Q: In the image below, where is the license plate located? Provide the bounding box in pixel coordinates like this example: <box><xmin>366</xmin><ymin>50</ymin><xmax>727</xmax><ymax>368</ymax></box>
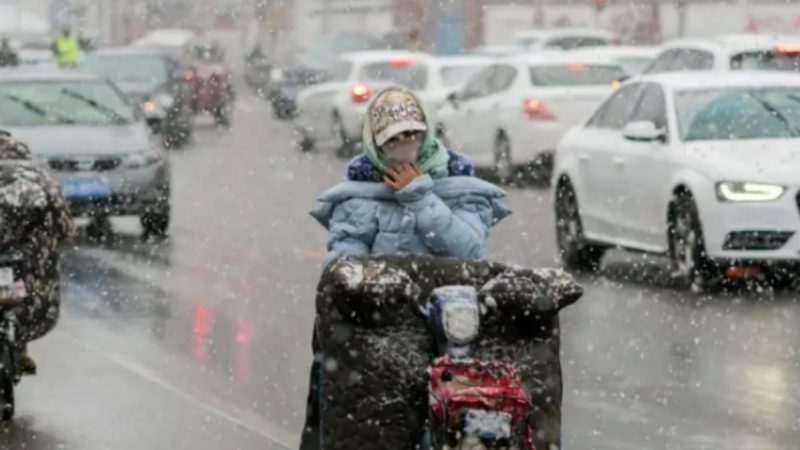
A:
<box><xmin>61</xmin><ymin>176</ymin><xmax>111</xmax><ymax>199</ymax></box>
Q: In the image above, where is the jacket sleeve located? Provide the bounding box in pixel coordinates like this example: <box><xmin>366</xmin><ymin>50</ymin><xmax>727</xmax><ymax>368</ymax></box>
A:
<box><xmin>324</xmin><ymin>199</ymin><xmax>379</xmax><ymax>266</ymax></box>
<box><xmin>396</xmin><ymin>175</ymin><xmax>493</xmax><ymax>259</ymax></box>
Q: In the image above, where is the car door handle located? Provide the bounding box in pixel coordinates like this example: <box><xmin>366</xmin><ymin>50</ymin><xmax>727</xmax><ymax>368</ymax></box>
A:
<box><xmin>612</xmin><ymin>157</ymin><xmax>625</xmax><ymax>167</ymax></box>
<box><xmin>578</xmin><ymin>154</ymin><xmax>589</xmax><ymax>163</ymax></box>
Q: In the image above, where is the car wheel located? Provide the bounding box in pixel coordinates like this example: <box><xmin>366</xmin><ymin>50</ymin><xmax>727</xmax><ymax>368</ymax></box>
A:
<box><xmin>554</xmin><ymin>180</ymin><xmax>605</xmax><ymax>272</ymax></box>
<box><xmin>214</xmin><ymin>103</ymin><xmax>232</xmax><ymax>128</ymax></box>
<box><xmin>0</xmin><ymin>341</ymin><xmax>14</xmax><ymax>421</ymax></box>
<box><xmin>295</xmin><ymin>127</ymin><xmax>314</xmax><ymax>152</ymax></box>
<box><xmin>332</xmin><ymin>113</ymin><xmax>354</xmax><ymax>158</ymax></box>
<box><xmin>668</xmin><ymin>191</ymin><xmax>716</xmax><ymax>291</ymax></box>
<box><xmin>141</xmin><ymin>208</ymin><xmax>170</xmax><ymax>238</ymax></box>
<box><xmin>494</xmin><ymin>134</ymin><xmax>514</xmax><ymax>184</ymax></box>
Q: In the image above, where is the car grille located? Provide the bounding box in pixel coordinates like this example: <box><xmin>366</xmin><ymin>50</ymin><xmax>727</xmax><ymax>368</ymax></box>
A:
<box><xmin>723</xmin><ymin>231</ymin><xmax>795</xmax><ymax>251</ymax></box>
<box><xmin>47</xmin><ymin>157</ymin><xmax>122</xmax><ymax>172</ymax></box>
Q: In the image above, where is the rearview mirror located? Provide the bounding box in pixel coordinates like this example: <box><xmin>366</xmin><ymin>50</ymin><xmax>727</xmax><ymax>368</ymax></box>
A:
<box><xmin>623</xmin><ymin>121</ymin><xmax>665</xmax><ymax>142</ymax></box>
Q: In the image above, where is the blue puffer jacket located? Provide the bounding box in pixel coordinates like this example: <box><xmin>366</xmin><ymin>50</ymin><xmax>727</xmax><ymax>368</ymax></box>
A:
<box><xmin>311</xmin><ymin>171</ymin><xmax>511</xmax><ymax>266</ymax></box>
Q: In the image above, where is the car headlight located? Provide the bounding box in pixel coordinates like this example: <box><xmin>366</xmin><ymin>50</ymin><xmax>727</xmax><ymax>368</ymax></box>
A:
<box><xmin>125</xmin><ymin>149</ymin><xmax>163</xmax><ymax>168</ymax></box>
<box><xmin>716</xmin><ymin>181</ymin><xmax>785</xmax><ymax>202</ymax></box>
<box><xmin>270</xmin><ymin>68</ymin><xmax>284</xmax><ymax>82</ymax></box>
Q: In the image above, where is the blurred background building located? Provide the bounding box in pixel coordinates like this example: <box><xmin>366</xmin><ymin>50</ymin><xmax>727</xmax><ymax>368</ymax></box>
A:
<box><xmin>4</xmin><ymin>0</ymin><xmax>800</xmax><ymax>54</ymax></box>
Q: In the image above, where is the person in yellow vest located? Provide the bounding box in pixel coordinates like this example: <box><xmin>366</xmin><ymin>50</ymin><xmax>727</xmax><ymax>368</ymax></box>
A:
<box><xmin>52</xmin><ymin>26</ymin><xmax>80</xmax><ymax>68</ymax></box>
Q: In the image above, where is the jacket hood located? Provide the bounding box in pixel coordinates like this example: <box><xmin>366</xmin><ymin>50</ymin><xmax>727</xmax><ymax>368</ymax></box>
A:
<box><xmin>310</xmin><ymin>176</ymin><xmax>512</xmax><ymax>229</ymax></box>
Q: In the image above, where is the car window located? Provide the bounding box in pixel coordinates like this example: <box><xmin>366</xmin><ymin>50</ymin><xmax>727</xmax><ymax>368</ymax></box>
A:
<box><xmin>329</xmin><ymin>61</ymin><xmax>353</xmax><ymax>82</ymax></box>
<box><xmin>672</xmin><ymin>49</ymin><xmax>714</xmax><ymax>71</ymax></box>
<box><xmin>644</xmin><ymin>49</ymin><xmax>678</xmax><ymax>74</ymax></box>
<box><xmin>439</xmin><ymin>64</ymin><xmax>487</xmax><ymax>88</ymax></box>
<box><xmin>361</xmin><ymin>61</ymin><xmax>428</xmax><ymax>90</ymax></box>
<box><xmin>731</xmin><ymin>50</ymin><xmax>800</xmax><ymax>72</ymax></box>
<box><xmin>587</xmin><ymin>83</ymin><xmax>643</xmax><ymax>129</ymax></box>
<box><xmin>491</xmin><ymin>65</ymin><xmax>517</xmax><ymax>92</ymax></box>
<box><xmin>630</xmin><ymin>83</ymin><xmax>668</xmax><ymax>130</ymax></box>
<box><xmin>461</xmin><ymin>65</ymin><xmax>496</xmax><ymax>100</ymax></box>
<box><xmin>676</xmin><ymin>87</ymin><xmax>800</xmax><ymax>141</ymax></box>
<box><xmin>0</xmin><ymin>80</ymin><xmax>136</xmax><ymax>127</ymax></box>
<box><xmin>544</xmin><ymin>36</ymin><xmax>608</xmax><ymax>50</ymax></box>
<box><xmin>530</xmin><ymin>64</ymin><xmax>626</xmax><ymax>86</ymax></box>
<box><xmin>83</xmin><ymin>55</ymin><xmax>171</xmax><ymax>86</ymax></box>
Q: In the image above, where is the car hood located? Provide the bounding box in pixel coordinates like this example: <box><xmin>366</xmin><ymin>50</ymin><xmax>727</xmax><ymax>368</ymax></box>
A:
<box><xmin>683</xmin><ymin>139</ymin><xmax>800</xmax><ymax>185</ymax></box>
<box><xmin>3</xmin><ymin>124</ymin><xmax>151</xmax><ymax>156</ymax></box>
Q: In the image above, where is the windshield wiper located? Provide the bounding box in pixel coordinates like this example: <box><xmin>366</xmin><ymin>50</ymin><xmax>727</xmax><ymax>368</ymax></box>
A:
<box><xmin>60</xmin><ymin>88</ymin><xmax>130</xmax><ymax>125</ymax></box>
<box><xmin>748</xmin><ymin>91</ymin><xmax>800</xmax><ymax>137</ymax></box>
<box><xmin>2</xmin><ymin>94</ymin><xmax>76</xmax><ymax>125</ymax></box>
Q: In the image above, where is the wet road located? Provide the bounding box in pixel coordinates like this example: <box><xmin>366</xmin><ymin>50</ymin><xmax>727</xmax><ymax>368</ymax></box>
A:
<box><xmin>2</xmin><ymin>92</ymin><xmax>799</xmax><ymax>450</ymax></box>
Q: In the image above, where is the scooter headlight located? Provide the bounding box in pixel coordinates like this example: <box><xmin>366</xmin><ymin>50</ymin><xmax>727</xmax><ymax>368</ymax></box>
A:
<box><xmin>431</xmin><ymin>286</ymin><xmax>481</xmax><ymax>346</ymax></box>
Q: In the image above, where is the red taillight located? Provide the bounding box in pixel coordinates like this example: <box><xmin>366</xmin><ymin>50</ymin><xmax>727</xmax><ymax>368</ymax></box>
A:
<box><xmin>389</xmin><ymin>57</ymin><xmax>414</xmax><ymax>67</ymax></box>
<box><xmin>183</xmin><ymin>70</ymin><xmax>195</xmax><ymax>81</ymax></box>
<box><xmin>775</xmin><ymin>44</ymin><xmax>800</xmax><ymax>55</ymax></box>
<box><xmin>567</xmin><ymin>63</ymin><xmax>587</xmax><ymax>72</ymax></box>
<box><xmin>523</xmin><ymin>99</ymin><xmax>555</xmax><ymax>120</ymax></box>
<box><xmin>351</xmin><ymin>84</ymin><xmax>373</xmax><ymax>103</ymax></box>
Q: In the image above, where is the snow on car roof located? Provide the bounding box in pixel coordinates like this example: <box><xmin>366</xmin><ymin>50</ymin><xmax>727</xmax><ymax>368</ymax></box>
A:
<box><xmin>636</xmin><ymin>71</ymin><xmax>800</xmax><ymax>90</ymax></box>
<box><xmin>665</xmin><ymin>34</ymin><xmax>800</xmax><ymax>52</ymax></box>
<box><xmin>567</xmin><ymin>45</ymin><xmax>660</xmax><ymax>59</ymax></box>
<box><xmin>430</xmin><ymin>55</ymin><xmax>492</xmax><ymax>68</ymax></box>
<box><xmin>0</xmin><ymin>67</ymin><xmax>101</xmax><ymax>83</ymax></box>
<box><xmin>504</xmin><ymin>51</ymin><xmax>619</xmax><ymax>67</ymax></box>
<box><xmin>90</xmin><ymin>46</ymin><xmax>169</xmax><ymax>58</ymax></box>
<box><xmin>340</xmin><ymin>51</ymin><xmax>434</xmax><ymax>64</ymax></box>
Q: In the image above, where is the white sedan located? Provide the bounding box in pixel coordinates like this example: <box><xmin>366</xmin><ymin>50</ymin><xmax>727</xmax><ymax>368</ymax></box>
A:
<box><xmin>437</xmin><ymin>52</ymin><xmax>626</xmax><ymax>181</ymax></box>
<box><xmin>294</xmin><ymin>51</ymin><xmax>489</xmax><ymax>156</ymax></box>
<box><xmin>552</xmin><ymin>72</ymin><xmax>800</xmax><ymax>289</ymax></box>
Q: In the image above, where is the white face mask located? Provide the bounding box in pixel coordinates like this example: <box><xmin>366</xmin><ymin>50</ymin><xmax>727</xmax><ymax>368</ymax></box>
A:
<box><xmin>382</xmin><ymin>131</ymin><xmax>423</xmax><ymax>164</ymax></box>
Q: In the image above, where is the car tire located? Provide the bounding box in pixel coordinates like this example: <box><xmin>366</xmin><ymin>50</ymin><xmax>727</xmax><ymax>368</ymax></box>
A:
<box><xmin>141</xmin><ymin>187</ymin><xmax>171</xmax><ymax>238</ymax></box>
<box><xmin>141</xmin><ymin>208</ymin><xmax>170</xmax><ymax>238</ymax></box>
<box><xmin>668</xmin><ymin>190</ymin><xmax>716</xmax><ymax>291</ymax></box>
<box><xmin>494</xmin><ymin>134</ymin><xmax>515</xmax><ymax>184</ymax></box>
<box><xmin>295</xmin><ymin>127</ymin><xmax>314</xmax><ymax>152</ymax></box>
<box><xmin>0</xmin><ymin>341</ymin><xmax>15</xmax><ymax>421</ymax></box>
<box><xmin>332</xmin><ymin>113</ymin><xmax>355</xmax><ymax>159</ymax></box>
<box><xmin>554</xmin><ymin>180</ymin><xmax>605</xmax><ymax>272</ymax></box>
<box><xmin>214</xmin><ymin>103</ymin><xmax>232</xmax><ymax>128</ymax></box>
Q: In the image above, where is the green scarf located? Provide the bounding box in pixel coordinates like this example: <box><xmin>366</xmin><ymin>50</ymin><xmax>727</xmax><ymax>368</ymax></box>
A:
<box><xmin>361</xmin><ymin>87</ymin><xmax>450</xmax><ymax>179</ymax></box>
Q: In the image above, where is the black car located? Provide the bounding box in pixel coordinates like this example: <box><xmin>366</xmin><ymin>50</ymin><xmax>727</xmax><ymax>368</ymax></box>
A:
<box><xmin>82</xmin><ymin>47</ymin><xmax>193</xmax><ymax>148</ymax></box>
<box><xmin>267</xmin><ymin>66</ymin><xmax>329</xmax><ymax>119</ymax></box>
<box><xmin>267</xmin><ymin>33</ymin><xmax>379</xmax><ymax>120</ymax></box>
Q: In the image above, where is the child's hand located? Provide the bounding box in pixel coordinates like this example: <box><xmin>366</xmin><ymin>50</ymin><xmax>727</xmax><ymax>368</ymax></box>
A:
<box><xmin>384</xmin><ymin>163</ymin><xmax>421</xmax><ymax>191</ymax></box>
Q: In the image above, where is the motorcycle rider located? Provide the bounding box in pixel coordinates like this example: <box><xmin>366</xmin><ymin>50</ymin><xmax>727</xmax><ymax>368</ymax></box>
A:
<box><xmin>0</xmin><ymin>132</ymin><xmax>74</xmax><ymax>374</ymax></box>
<box><xmin>302</xmin><ymin>86</ymin><xmax>511</xmax><ymax>448</ymax></box>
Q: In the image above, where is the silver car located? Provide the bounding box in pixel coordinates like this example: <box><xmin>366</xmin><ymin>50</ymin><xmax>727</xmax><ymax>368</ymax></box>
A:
<box><xmin>0</xmin><ymin>69</ymin><xmax>171</xmax><ymax>236</ymax></box>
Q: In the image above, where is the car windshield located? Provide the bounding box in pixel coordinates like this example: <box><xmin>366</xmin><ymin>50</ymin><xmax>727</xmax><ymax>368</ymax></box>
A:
<box><xmin>193</xmin><ymin>45</ymin><xmax>224</xmax><ymax>63</ymax></box>
<box><xmin>529</xmin><ymin>64</ymin><xmax>625</xmax><ymax>86</ymax></box>
<box><xmin>0</xmin><ymin>80</ymin><xmax>135</xmax><ymax>127</ymax></box>
<box><xmin>676</xmin><ymin>87</ymin><xmax>800</xmax><ymax>141</ymax></box>
<box><xmin>731</xmin><ymin>50</ymin><xmax>800</xmax><ymax>72</ymax></box>
<box><xmin>361</xmin><ymin>61</ymin><xmax>428</xmax><ymax>90</ymax></box>
<box><xmin>83</xmin><ymin>55</ymin><xmax>170</xmax><ymax>85</ymax></box>
<box><xmin>440</xmin><ymin>64</ymin><xmax>486</xmax><ymax>88</ymax></box>
<box><xmin>616</xmin><ymin>57</ymin><xmax>653</xmax><ymax>75</ymax></box>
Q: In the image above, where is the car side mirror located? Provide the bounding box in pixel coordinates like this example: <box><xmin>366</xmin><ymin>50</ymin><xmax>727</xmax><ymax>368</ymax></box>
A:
<box><xmin>446</xmin><ymin>91</ymin><xmax>460</xmax><ymax>108</ymax></box>
<box><xmin>623</xmin><ymin>121</ymin><xmax>666</xmax><ymax>142</ymax></box>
